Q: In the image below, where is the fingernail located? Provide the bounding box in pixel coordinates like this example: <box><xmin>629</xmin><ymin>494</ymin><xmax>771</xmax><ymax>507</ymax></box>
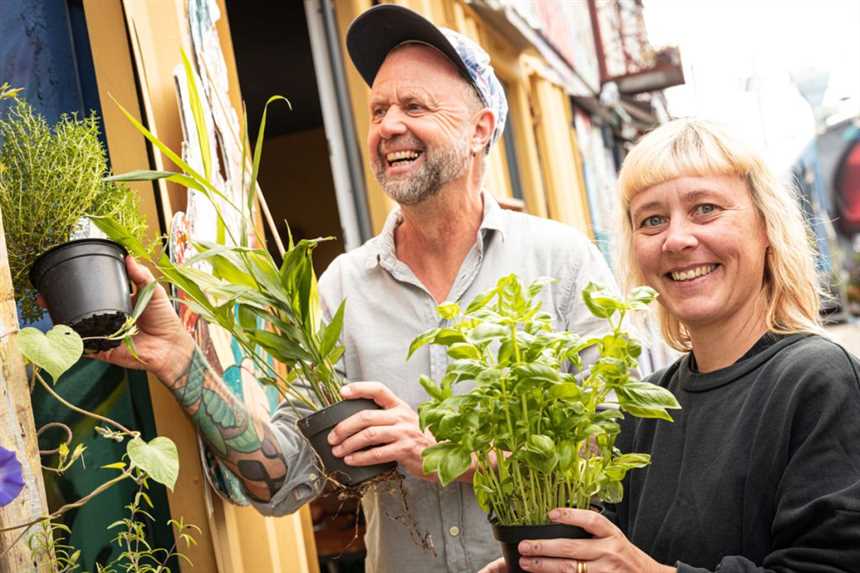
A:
<box><xmin>344</xmin><ymin>455</ymin><xmax>353</xmax><ymax>464</ymax></box>
<box><xmin>331</xmin><ymin>446</ymin><xmax>341</xmax><ymax>456</ymax></box>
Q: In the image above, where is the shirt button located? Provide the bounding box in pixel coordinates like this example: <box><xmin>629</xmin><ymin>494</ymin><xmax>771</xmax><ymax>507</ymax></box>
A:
<box><xmin>449</xmin><ymin>526</ymin><xmax>460</xmax><ymax>537</ymax></box>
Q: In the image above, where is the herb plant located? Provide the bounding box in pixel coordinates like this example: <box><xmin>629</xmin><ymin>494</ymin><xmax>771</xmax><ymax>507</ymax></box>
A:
<box><xmin>0</xmin><ymin>91</ymin><xmax>147</xmax><ymax>322</ymax></box>
<box><xmin>412</xmin><ymin>275</ymin><xmax>680</xmax><ymax>525</ymax></box>
<box><xmin>94</xmin><ymin>53</ymin><xmax>345</xmax><ymax>409</ymax></box>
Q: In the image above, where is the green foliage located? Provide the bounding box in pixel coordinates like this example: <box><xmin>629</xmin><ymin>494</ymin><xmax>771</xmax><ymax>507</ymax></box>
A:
<box><xmin>126</xmin><ymin>437</ymin><xmax>179</xmax><ymax>492</ymax></box>
<box><xmin>415</xmin><ymin>275</ymin><xmax>680</xmax><ymax>525</ymax></box>
<box><xmin>96</xmin><ymin>61</ymin><xmax>343</xmax><ymax>409</ymax></box>
<box><xmin>18</xmin><ymin>325</ymin><xmax>84</xmax><ymax>381</ymax></box>
<box><xmin>0</xmin><ymin>94</ymin><xmax>147</xmax><ymax>321</ymax></box>
<box><xmin>28</xmin><ymin>521</ymin><xmax>82</xmax><ymax>572</ymax></box>
<box><xmin>97</xmin><ymin>476</ymin><xmax>200</xmax><ymax>573</ymax></box>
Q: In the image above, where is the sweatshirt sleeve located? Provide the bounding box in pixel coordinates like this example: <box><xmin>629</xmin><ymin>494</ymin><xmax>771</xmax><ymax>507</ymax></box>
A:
<box><xmin>682</xmin><ymin>340</ymin><xmax>860</xmax><ymax>573</ymax></box>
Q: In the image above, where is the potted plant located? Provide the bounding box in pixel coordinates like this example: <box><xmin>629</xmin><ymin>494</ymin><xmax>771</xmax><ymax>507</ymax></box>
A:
<box><xmin>0</xmin><ymin>87</ymin><xmax>147</xmax><ymax>350</ymax></box>
<box><xmin>95</xmin><ymin>63</ymin><xmax>393</xmax><ymax>486</ymax></box>
<box><xmin>411</xmin><ymin>274</ymin><xmax>681</xmax><ymax>572</ymax></box>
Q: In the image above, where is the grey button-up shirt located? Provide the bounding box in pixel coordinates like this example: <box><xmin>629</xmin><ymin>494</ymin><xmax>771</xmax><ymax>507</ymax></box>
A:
<box><xmin>250</xmin><ymin>194</ymin><xmax>619</xmax><ymax>572</ymax></box>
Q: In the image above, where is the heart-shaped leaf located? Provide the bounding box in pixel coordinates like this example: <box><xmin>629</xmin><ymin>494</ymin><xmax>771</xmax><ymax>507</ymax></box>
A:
<box><xmin>127</xmin><ymin>436</ymin><xmax>179</xmax><ymax>491</ymax></box>
<box><xmin>17</xmin><ymin>325</ymin><xmax>83</xmax><ymax>381</ymax></box>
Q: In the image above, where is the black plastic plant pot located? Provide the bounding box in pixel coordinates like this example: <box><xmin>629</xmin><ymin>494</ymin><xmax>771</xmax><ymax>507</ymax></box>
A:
<box><xmin>29</xmin><ymin>239</ymin><xmax>131</xmax><ymax>352</ymax></box>
<box><xmin>297</xmin><ymin>398</ymin><xmax>397</xmax><ymax>487</ymax></box>
<box><xmin>492</xmin><ymin>522</ymin><xmax>592</xmax><ymax>573</ymax></box>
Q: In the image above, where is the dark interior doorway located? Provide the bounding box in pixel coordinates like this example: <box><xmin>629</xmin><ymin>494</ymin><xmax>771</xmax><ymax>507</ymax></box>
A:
<box><xmin>226</xmin><ymin>0</ymin><xmax>346</xmax><ymax>276</ymax></box>
<box><xmin>225</xmin><ymin>2</ymin><xmax>364</xmax><ymax>572</ymax></box>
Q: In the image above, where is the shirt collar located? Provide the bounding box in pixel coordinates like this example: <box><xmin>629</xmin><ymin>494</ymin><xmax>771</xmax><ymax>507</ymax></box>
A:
<box><xmin>365</xmin><ymin>191</ymin><xmax>507</xmax><ymax>270</ymax></box>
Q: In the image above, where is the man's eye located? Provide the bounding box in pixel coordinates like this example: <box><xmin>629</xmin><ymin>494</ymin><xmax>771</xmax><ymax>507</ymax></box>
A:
<box><xmin>371</xmin><ymin>107</ymin><xmax>386</xmax><ymax>120</ymax></box>
<box><xmin>640</xmin><ymin>215</ymin><xmax>665</xmax><ymax>228</ymax></box>
<box><xmin>406</xmin><ymin>103</ymin><xmax>424</xmax><ymax>113</ymax></box>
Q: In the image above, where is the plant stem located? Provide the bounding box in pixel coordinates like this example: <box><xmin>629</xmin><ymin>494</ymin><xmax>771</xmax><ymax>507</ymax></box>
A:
<box><xmin>35</xmin><ymin>371</ymin><xmax>137</xmax><ymax>437</ymax></box>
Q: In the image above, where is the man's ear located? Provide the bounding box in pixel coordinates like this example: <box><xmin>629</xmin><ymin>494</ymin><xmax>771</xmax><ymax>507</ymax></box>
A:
<box><xmin>471</xmin><ymin>109</ymin><xmax>495</xmax><ymax>155</ymax></box>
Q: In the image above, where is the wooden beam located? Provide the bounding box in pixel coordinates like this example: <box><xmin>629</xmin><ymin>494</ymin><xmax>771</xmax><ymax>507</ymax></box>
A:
<box><xmin>0</xmin><ymin>207</ymin><xmax>51</xmax><ymax>573</ymax></box>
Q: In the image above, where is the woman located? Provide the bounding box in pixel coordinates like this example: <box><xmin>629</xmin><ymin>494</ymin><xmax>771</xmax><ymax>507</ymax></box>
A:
<box><xmin>481</xmin><ymin>119</ymin><xmax>860</xmax><ymax>572</ymax></box>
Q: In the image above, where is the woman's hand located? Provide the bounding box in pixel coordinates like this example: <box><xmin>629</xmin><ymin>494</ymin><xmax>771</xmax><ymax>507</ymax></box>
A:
<box><xmin>90</xmin><ymin>256</ymin><xmax>194</xmax><ymax>384</ymax></box>
<box><xmin>478</xmin><ymin>557</ymin><xmax>508</xmax><ymax>573</ymax></box>
<box><xmin>515</xmin><ymin>508</ymin><xmax>676</xmax><ymax>573</ymax></box>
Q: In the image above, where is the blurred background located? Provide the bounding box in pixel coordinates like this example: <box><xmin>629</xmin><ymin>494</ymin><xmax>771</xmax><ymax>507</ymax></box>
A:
<box><xmin>645</xmin><ymin>0</ymin><xmax>860</xmax><ymax>322</ymax></box>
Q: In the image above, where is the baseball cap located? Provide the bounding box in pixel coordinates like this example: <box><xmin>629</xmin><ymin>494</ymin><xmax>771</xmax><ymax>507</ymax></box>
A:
<box><xmin>346</xmin><ymin>4</ymin><xmax>508</xmax><ymax>147</ymax></box>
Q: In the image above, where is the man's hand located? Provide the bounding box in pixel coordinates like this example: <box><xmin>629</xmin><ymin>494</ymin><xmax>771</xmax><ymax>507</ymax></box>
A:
<box><xmin>327</xmin><ymin>382</ymin><xmax>436</xmax><ymax>479</ymax></box>
<box><xmin>90</xmin><ymin>256</ymin><xmax>194</xmax><ymax>384</ymax></box>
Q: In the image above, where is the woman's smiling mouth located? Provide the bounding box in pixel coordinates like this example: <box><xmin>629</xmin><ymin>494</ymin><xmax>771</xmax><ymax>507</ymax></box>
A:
<box><xmin>668</xmin><ymin>264</ymin><xmax>719</xmax><ymax>282</ymax></box>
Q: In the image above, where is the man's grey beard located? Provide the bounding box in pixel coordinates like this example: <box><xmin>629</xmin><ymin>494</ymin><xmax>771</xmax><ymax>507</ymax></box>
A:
<box><xmin>373</xmin><ymin>136</ymin><xmax>471</xmax><ymax>206</ymax></box>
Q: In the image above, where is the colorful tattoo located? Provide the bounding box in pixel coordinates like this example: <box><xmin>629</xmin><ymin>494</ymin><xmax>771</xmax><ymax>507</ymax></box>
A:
<box><xmin>169</xmin><ymin>347</ymin><xmax>287</xmax><ymax>502</ymax></box>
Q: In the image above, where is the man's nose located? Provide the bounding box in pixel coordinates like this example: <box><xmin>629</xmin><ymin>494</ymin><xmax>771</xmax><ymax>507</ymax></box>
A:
<box><xmin>662</xmin><ymin>219</ymin><xmax>698</xmax><ymax>253</ymax></box>
<box><xmin>378</xmin><ymin>106</ymin><xmax>407</xmax><ymax>138</ymax></box>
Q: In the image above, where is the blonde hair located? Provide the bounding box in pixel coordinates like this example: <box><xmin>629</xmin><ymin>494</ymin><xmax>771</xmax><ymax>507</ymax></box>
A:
<box><xmin>616</xmin><ymin>118</ymin><xmax>825</xmax><ymax>351</ymax></box>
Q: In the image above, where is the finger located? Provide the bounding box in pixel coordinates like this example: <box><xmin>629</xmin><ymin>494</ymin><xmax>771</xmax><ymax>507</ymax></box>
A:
<box><xmin>478</xmin><ymin>558</ymin><xmax>508</xmax><ymax>573</ymax></box>
<box><xmin>331</xmin><ymin>423</ymin><xmax>402</xmax><ymax>457</ymax></box>
<box><xmin>341</xmin><ymin>440</ymin><xmax>405</xmax><ymax>467</ymax></box>
<box><xmin>327</xmin><ymin>408</ymin><xmax>398</xmax><ymax>446</ymax></box>
<box><xmin>518</xmin><ymin>538</ymin><xmax>600</xmax><ymax>561</ymax></box>
<box><xmin>519</xmin><ymin>556</ymin><xmax>591</xmax><ymax>573</ymax></box>
<box><xmin>125</xmin><ymin>255</ymin><xmax>156</xmax><ymax>287</ymax></box>
<box><xmin>548</xmin><ymin>508</ymin><xmax>618</xmax><ymax>539</ymax></box>
<box><xmin>340</xmin><ymin>381</ymin><xmax>403</xmax><ymax>409</ymax></box>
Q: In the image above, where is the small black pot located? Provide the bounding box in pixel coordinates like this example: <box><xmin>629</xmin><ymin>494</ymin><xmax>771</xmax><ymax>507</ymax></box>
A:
<box><xmin>297</xmin><ymin>398</ymin><xmax>397</xmax><ymax>487</ymax></box>
<box><xmin>29</xmin><ymin>239</ymin><xmax>131</xmax><ymax>351</ymax></box>
<box><xmin>492</xmin><ymin>521</ymin><xmax>592</xmax><ymax>573</ymax></box>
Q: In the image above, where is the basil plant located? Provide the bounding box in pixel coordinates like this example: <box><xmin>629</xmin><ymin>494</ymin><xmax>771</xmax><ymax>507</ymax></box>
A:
<box><xmin>412</xmin><ymin>275</ymin><xmax>680</xmax><ymax>526</ymax></box>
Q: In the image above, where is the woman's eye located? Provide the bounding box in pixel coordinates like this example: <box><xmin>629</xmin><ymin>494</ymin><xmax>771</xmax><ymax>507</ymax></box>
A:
<box><xmin>695</xmin><ymin>204</ymin><xmax>719</xmax><ymax>216</ymax></box>
<box><xmin>640</xmin><ymin>215</ymin><xmax>665</xmax><ymax>228</ymax></box>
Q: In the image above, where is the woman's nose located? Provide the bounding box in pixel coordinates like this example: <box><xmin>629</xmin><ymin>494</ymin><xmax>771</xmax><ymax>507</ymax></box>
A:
<box><xmin>662</xmin><ymin>219</ymin><xmax>698</xmax><ymax>253</ymax></box>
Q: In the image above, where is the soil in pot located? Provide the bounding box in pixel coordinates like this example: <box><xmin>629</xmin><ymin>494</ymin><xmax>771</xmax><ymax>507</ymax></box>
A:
<box><xmin>29</xmin><ymin>239</ymin><xmax>132</xmax><ymax>351</ymax></box>
<box><xmin>298</xmin><ymin>398</ymin><xmax>397</xmax><ymax>487</ymax></box>
<box><xmin>492</xmin><ymin>521</ymin><xmax>592</xmax><ymax>573</ymax></box>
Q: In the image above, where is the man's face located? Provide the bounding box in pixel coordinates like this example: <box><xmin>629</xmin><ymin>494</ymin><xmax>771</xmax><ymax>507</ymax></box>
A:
<box><xmin>367</xmin><ymin>45</ymin><xmax>479</xmax><ymax>205</ymax></box>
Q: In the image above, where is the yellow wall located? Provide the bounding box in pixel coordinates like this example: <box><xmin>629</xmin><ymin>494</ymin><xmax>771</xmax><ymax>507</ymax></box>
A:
<box><xmin>84</xmin><ymin>1</ymin><xmax>319</xmax><ymax>571</ymax></box>
<box><xmin>335</xmin><ymin>0</ymin><xmax>592</xmax><ymax>235</ymax></box>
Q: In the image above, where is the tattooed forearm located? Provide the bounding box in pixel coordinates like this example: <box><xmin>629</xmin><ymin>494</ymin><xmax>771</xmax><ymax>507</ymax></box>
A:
<box><xmin>168</xmin><ymin>347</ymin><xmax>287</xmax><ymax>503</ymax></box>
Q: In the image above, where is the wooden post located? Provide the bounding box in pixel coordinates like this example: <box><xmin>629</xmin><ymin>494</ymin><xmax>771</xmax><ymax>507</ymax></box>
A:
<box><xmin>0</xmin><ymin>206</ymin><xmax>51</xmax><ymax>572</ymax></box>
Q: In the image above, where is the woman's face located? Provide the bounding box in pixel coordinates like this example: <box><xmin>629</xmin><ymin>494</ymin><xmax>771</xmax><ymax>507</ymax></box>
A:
<box><xmin>629</xmin><ymin>175</ymin><xmax>769</xmax><ymax>332</ymax></box>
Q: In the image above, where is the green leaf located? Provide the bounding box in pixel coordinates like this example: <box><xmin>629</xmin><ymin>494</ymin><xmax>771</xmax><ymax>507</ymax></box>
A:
<box><xmin>616</xmin><ymin>381</ymin><xmax>681</xmax><ymax>419</ymax></box>
<box><xmin>419</xmin><ymin>375</ymin><xmax>444</xmax><ymax>400</ymax></box>
<box><xmin>446</xmin><ymin>343</ymin><xmax>481</xmax><ymax>360</ymax></box>
<box><xmin>104</xmin><ymin>169</ymin><xmax>177</xmax><ymax>182</ymax></box>
<box><xmin>408</xmin><ymin>328</ymin><xmax>440</xmax><ymax>359</ymax></box>
<box><xmin>436</xmin><ymin>302</ymin><xmax>460</xmax><ymax>320</ymax></box>
<box><xmin>422</xmin><ymin>443</ymin><xmax>471</xmax><ymax>487</ymax></box>
<box><xmin>18</xmin><ymin>325</ymin><xmax>83</xmax><ymax>381</ymax></box>
<box><xmin>582</xmin><ymin>282</ymin><xmax>623</xmax><ymax>319</ymax></box>
<box><xmin>435</xmin><ymin>328</ymin><xmax>466</xmax><ymax>346</ymax></box>
<box><xmin>465</xmin><ymin>289</ymin><xmax>496</xmax><ymax>314</ymax></box>
<box><xmin>126</xmin><ymin>436</ymin><xmax>179</xmax><ymax>491</ymax></box>
<box><xmin>131</xmin><ymin>281</ymin><xmax>158</xmax><ymax>321</ymax></box>
<box><xmin>320</xmin><ymin>300</ymin><xmax>345</xmax><ymax>359</ymax></box>
<box><xmin>627</xmin><ymin>286</ymin><xmax>658</xmax><ymax>309</ymax></box>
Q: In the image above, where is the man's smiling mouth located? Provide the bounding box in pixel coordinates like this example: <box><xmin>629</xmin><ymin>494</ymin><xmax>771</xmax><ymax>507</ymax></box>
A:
<box><xmin>386</xmin><ymin>150</ymin><xmax>423</xmax><ymax>166</ymax></box>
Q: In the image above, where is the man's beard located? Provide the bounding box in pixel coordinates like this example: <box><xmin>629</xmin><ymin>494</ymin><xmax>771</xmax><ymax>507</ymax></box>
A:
<box><xmin>373</xmin><ymin>135</ymin><xmax>471</xmax><ymax>206</ymax></box>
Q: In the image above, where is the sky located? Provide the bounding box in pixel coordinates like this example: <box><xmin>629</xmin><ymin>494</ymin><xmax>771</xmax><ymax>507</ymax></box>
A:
<box><xmin>642</xmin><ymin>0</ymin><xmax>860</xmax><ymax>173</ymax></box>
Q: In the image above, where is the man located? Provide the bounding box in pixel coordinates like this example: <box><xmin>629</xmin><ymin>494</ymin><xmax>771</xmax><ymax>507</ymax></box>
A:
<box><xmin>97</xmin><ymin>5</ymin><xmax>620</xmax><ymax>572</ymax></box>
